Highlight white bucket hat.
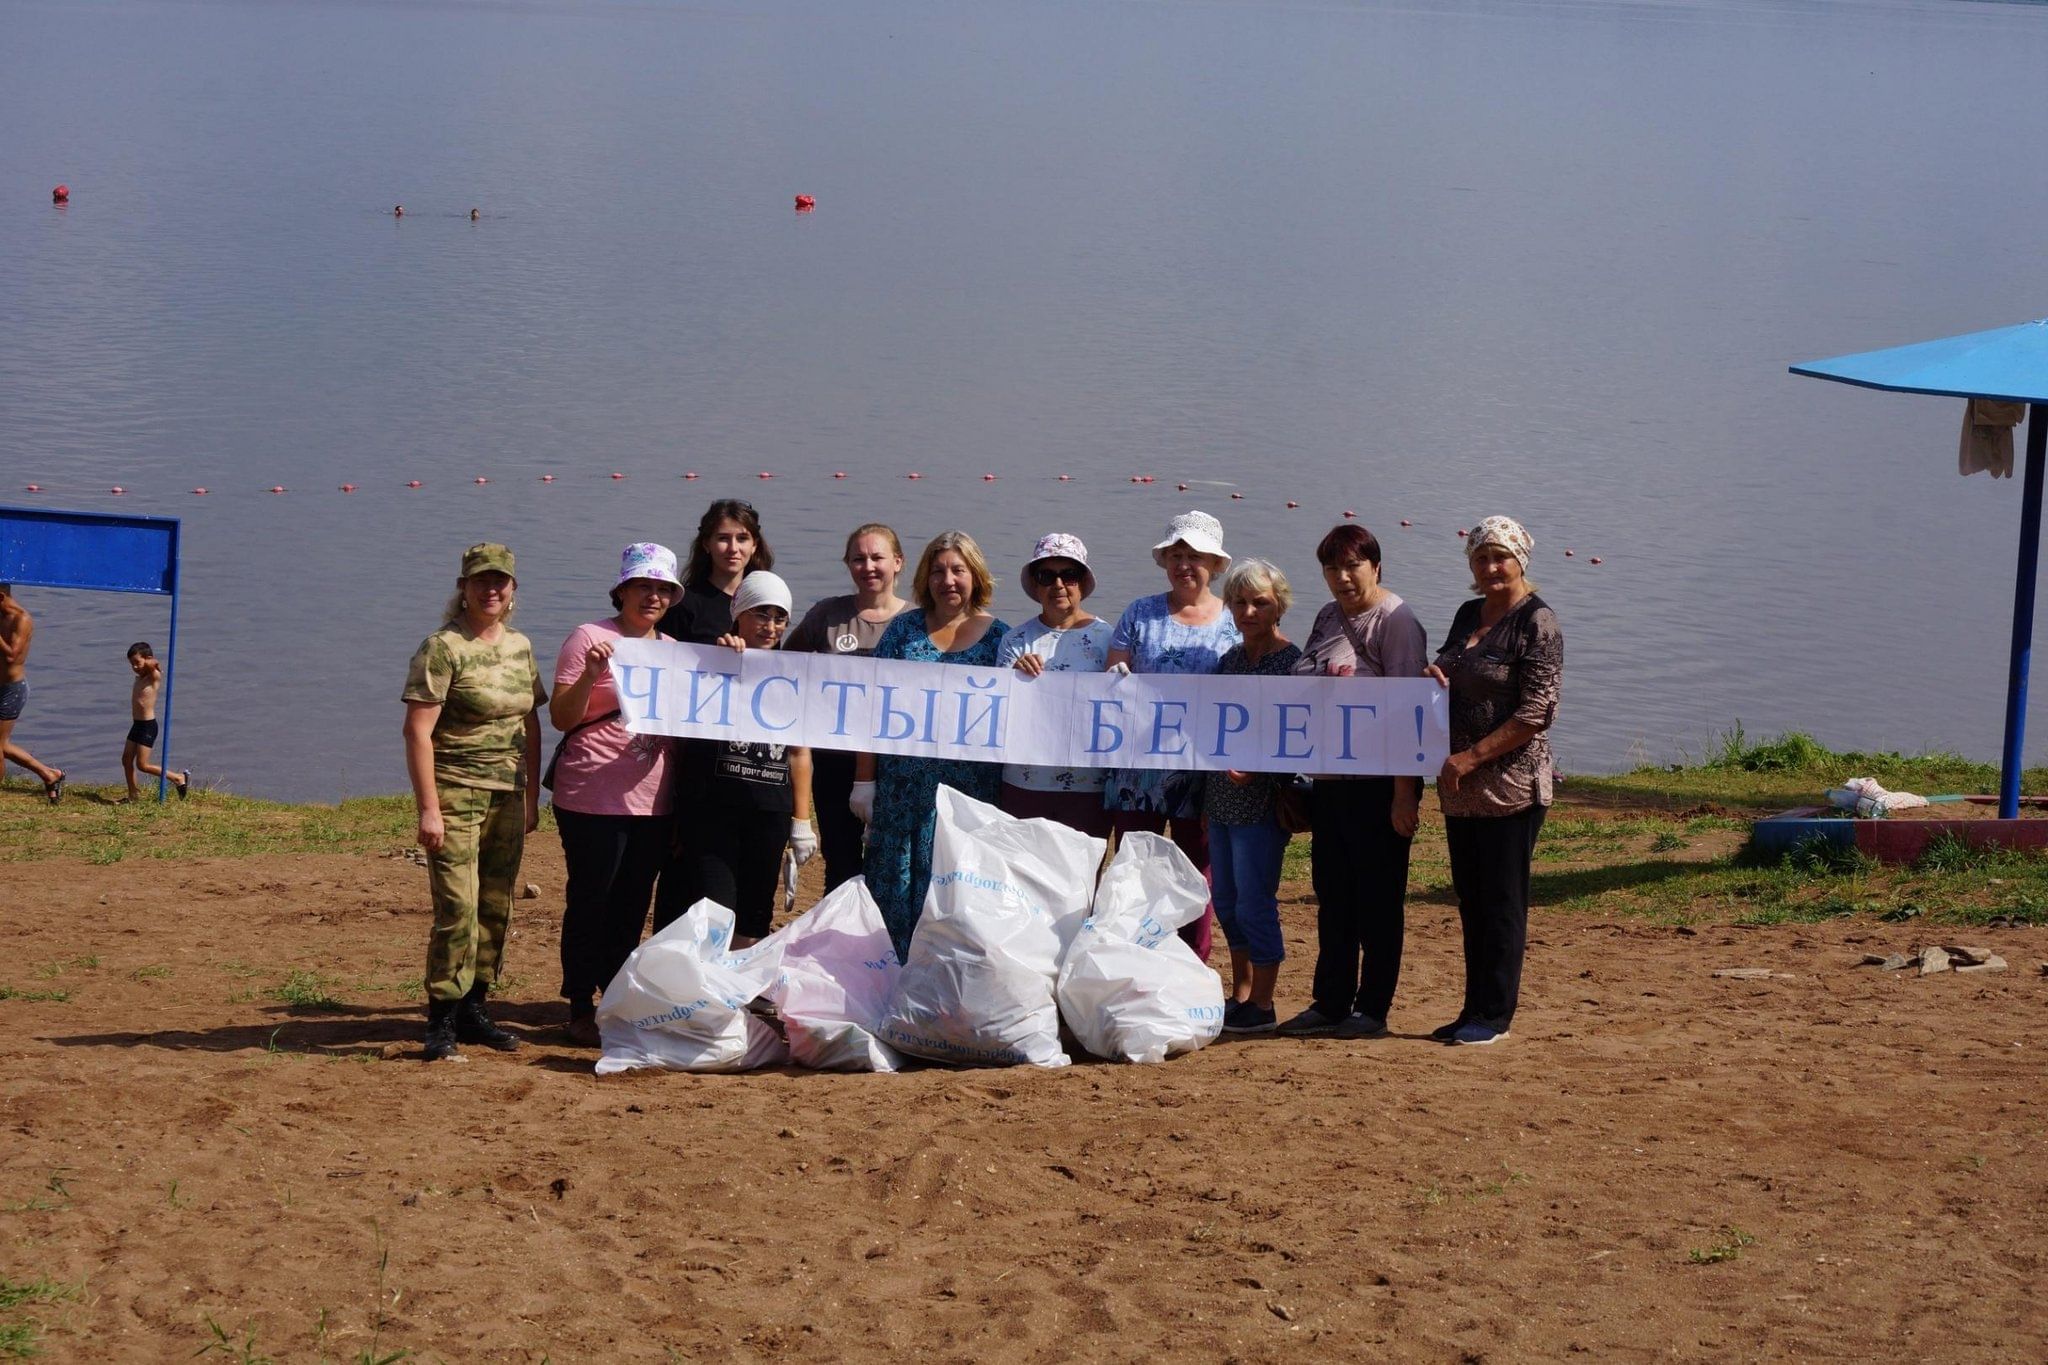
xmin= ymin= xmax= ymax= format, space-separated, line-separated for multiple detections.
xmin=731 ymin=570 xmax=794 ymax=619
xmin=1019 ymin=532 xmax=1096 ymax=601
xmin=615 ymin=542 xmax=681 ymax=589
xmin=1151 ymin=510 xmax=1229 ymax=569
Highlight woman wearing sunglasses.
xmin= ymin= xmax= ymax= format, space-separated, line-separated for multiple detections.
xmin=997 ymin=533 xmax=1113 ymax=836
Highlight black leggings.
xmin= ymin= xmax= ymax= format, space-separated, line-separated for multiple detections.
xmin=809 ymin=748 xmax=867 ymax=892
xmin=554 ymin=807 xmax=670 ymax=1007
xmin=1443 ymin=805 xmax=1548 ymax=1032
xmin=1308 ymin=778 xmax=1415 ymax=1022
xmin=660 ymin=809 xmax=790 ymax=941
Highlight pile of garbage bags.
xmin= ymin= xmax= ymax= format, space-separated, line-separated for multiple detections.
xmin=595 ymin=786 xmax=1226 ymax=1074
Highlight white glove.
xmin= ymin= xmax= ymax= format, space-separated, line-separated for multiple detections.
xmin=1106 ymin=661 xmax=1131 ymax=678
xmin=789 ymin=818 xmax=818 ymax=866
xmin=848 ymin=780 xmax=875 ymax=824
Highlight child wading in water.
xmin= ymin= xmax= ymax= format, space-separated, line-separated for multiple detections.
xmin=122 ymin=642 xmax=189 ymax=802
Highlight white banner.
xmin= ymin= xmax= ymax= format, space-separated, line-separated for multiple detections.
xmin=610 ymin=639 xmax=1448 ymax=776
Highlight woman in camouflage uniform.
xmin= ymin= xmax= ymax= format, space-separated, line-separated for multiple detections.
xmin=402 ymin=543 xmax=547 ymax=1062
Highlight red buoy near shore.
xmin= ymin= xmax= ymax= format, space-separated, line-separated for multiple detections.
xmin=474 ymin=476 xmax=489 ymax=485
xmin=406 ymin=480 xmax=422 ymax=488
xmin=794 ymin=194 xmax=816 ymax=212
xmin=1058 ymin=474 xmax=1073 ymax=481
xmin=684 ymin=472 xmax=699 ymax=480
xmin=1343 ymin=509 xmax=1357 ymax=519
xmin=833 ymin=471 xmax=847 ymax=479
xmin=269 ymin=486 xmax=287 ymax=494
xmin=610 ymin=472 xmax=625 ymax=480
xmin=1286 ymin=501 xmax=1299 ymax=509
xmin=1399 ymin=519 xmax=1411 ymax=527
xmin=1177 ymin=483 xmax=1189 ymax=491
xmin=758 ymin=471 xmax=774 ymax=479
xmin=339 ymin=484 xmax=357 ymax=493
xmin=52 ymin=185 xmax=69 ymax=203
xmin=907 ymin=472 xmax=923 ymax=480
xmin=983 ymin=473 xmax=997 ymax=482
xmin=1457 ymin=529 xmax=1468 ymax=537
xmin=1564 ymin=549 xmax=1574 ymax=557
xmin=23 ymin=484 xmax=41 ymax=492
xmin=191 ymin=488 xmax=207 ymax=495
xmin=110 ymin=486 xmax=125 ymax=495
xmin=1589 ymin=556 xmax=1604 ymax=565
xmin=1230 ymin=492 xmax=1244 ymax=500
xmin=540 ymin=474 xmax=556 ymax=482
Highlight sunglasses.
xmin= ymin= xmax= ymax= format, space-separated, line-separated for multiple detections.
xmin=1031 ymin=564 xmax=1086 ymax=587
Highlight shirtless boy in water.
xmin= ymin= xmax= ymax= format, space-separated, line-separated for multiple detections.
xmin=0 ymin=583 xmax=65 ymax=804
xmin=122 ymin=642 xmax=189 ymax=801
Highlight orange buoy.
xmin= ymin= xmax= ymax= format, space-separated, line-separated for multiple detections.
xmin=794 ymin=194 xmax=816 ymax=211
xmin=406 ymin=480 xmax=422 ymax=488
xmin=1286 ymin=501 xmax=1299 ymax=509
xmin=339 ymin=484 xmax=357 ymax=493
xmin=52 ymin=185 xmax=69 ymax=203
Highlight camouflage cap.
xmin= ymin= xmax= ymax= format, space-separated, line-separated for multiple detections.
xmin=460 ymin=543 xmax=516 ymax=578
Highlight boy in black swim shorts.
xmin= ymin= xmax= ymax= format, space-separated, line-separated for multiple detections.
xmin=123 ymin=642 xmax=189 ymax=802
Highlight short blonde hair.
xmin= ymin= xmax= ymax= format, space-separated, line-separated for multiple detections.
xmin=1220 ymin=558 xmax=1291 ymax=617
xmin=912 ymin=530 xmax=995 ymax=615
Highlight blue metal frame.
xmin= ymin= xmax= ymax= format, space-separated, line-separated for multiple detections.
xmin=1999 ymin=408 xmax=2047 ymax=818
xmin=0 ymin=506 xmax=183 ymax=802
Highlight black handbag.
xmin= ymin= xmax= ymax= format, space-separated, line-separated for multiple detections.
xmin=540 ymin=709 xmax=621 ymax=791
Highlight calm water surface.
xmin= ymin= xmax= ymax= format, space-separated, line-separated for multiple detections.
xmin=5 ymin=0 xmax=2048 ymax=802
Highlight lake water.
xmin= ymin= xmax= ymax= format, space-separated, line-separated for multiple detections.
xmin=6 ymin=0 xmax=2048 ymax=803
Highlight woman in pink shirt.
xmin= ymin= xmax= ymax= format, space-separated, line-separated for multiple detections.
xmin=548 ymin=543 xmax=682 ymax=1046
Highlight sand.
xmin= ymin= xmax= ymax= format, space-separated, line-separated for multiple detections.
xmin=3 ymin=817 xmax=2045 ymax=1362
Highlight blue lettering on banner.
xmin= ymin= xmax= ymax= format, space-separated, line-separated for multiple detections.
xmin=751 ymin=674 xmax=799 ymax=731
xmin=918 ymin=688 xmax=940 ymax=743
xmin=954 ymin=675 xmax=1005 ymax=748
xmin=1147 ymin=700 xmax=1189 ymax=756
xmin=685 ymin=670 xmax=736 ymax=726
xmin=615 ymin=665 xmax=663 ymax=723
xmin=875 ymin=685 xmax=918 ymax=741
xmin=819 ymin=678 xmax=866 ymax=736
xmin=1274 ymin=702 xmax=1314 ymax=760
xmin=1211 ymin=700 xmax=1250 ymax=757
xmin=1087 ymin=699 xmax=1126 ymax=755
xmin=1336 ymin=702 xmax=1377 ymax=761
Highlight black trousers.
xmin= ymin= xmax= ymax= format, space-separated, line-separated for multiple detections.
xmin=1309 ymin=778 xmax=1414 ymax=1022
xmin=810 ymin=748 xmax=867 ymax=892
xmin=660 ymin=808 xmax=790 ymax=941
xmin=1443 ymin=804 xmax=1548 ymax=1032
xmin=554 ymin=807 xmax=670 ymax=1007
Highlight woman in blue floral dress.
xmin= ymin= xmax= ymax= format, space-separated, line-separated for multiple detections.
xmin=850 ymin=531 xmax=1009 ymax=959
xmin=1102 ymin=510 xmax=1242 ymax=962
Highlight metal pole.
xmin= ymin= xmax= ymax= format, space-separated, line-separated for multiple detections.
xmin=1998 ymin=405 xmax=2047 ymax=818
xmin=157 ymin=523 xmax=180 ymax=803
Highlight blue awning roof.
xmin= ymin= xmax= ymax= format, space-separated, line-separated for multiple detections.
xmin=1791 ymin=319 xmax=2048 ymax=405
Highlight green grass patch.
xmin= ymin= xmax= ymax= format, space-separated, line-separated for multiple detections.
xmin=0 ymin=1274 xmax=82 ymax=1358
xmin=0 ymin=790 xmax=433 ymax=865
xmin=269 ymin=971 xmax=344 ymax=1010
xmin=1688 ymin=1226 xmax=1758 ymax=1265
xmin=0 ymin=986 xmax=71 ymax=1004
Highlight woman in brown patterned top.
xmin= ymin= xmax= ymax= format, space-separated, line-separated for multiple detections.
xmin=1424 ymin=516 xmax=1563 ymax=1047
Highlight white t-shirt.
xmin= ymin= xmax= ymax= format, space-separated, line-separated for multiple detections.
xmin=995 ymin=617 xmax=1113 ymax=792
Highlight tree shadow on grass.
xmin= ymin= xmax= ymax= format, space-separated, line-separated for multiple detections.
xmin=1534 ymin=858 xmax=1723 ymax=904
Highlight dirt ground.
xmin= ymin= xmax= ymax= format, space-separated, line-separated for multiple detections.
xmin=3 ymin=814 xmax=2046 ymax=1363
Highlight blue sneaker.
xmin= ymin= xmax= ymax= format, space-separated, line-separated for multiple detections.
xmin=1448 ymin=1021 xmax=1508 ymax=1046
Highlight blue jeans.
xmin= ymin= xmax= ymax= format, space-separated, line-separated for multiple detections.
xmin=1208 ymin=818 xmax=1288 ymax=966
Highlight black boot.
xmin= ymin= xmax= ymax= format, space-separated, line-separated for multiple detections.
xmin=456 ymin=982 xmax=520 ymax=1051
xmin=423 ymin=998 xmax=460 ymax=1062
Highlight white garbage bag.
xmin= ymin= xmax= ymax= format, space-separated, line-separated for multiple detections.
xmin=878 ymin=786 xmax=1108 ymax=1068
xmin=742 ymin=877 xmax=906 ymax=1072
xmin=594 ymin=899 xmax=789 ymax=1075
xmin=1057 ymin=831 xmax=1226 ymax=1064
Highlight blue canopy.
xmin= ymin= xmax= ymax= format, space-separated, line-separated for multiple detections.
xmin=1792 ymin=321 xmax=2048 ymax=818
xmin=1791 ymin=318 xmax=2048 ymax=404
